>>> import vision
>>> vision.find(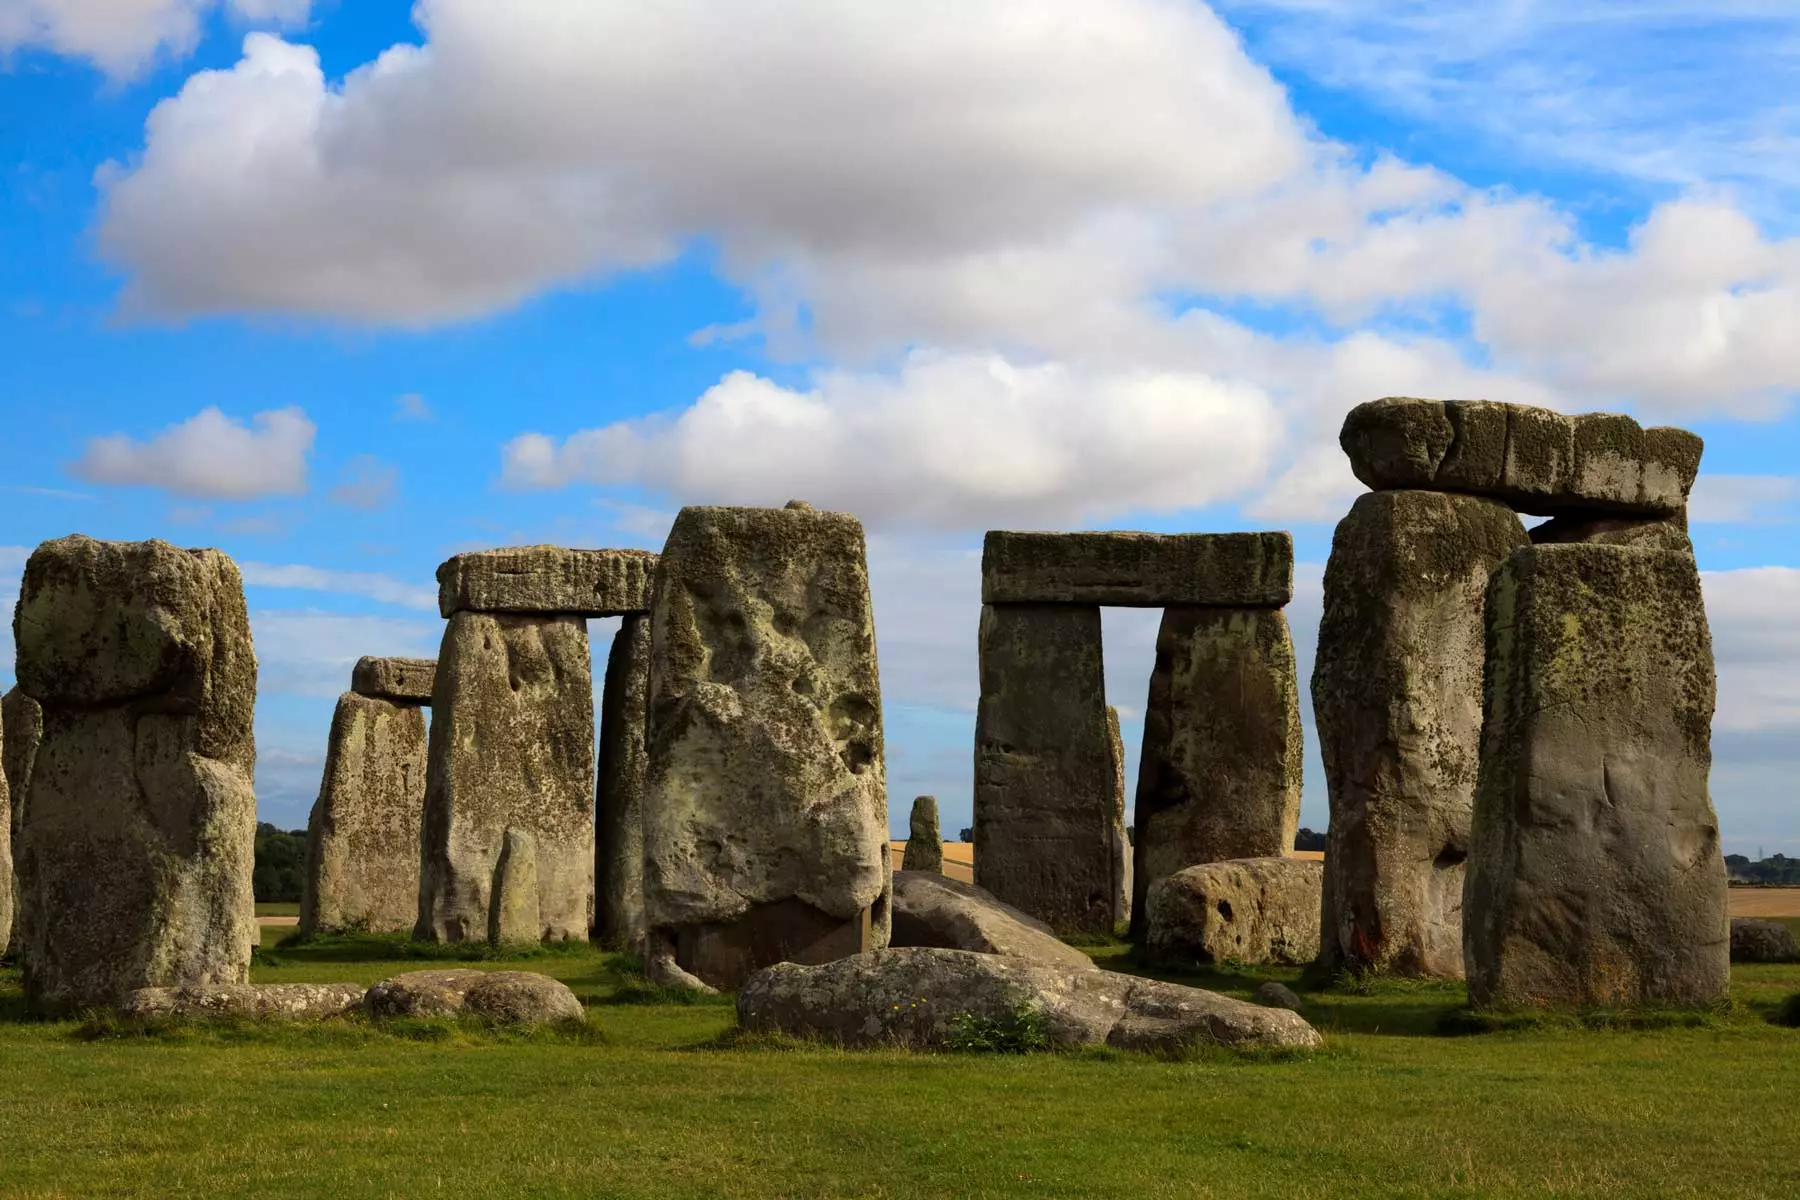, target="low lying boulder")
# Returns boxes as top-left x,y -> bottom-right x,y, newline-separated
737,947 -> 1321,1052
118,983 -> 366,1021
890,870 -> 1096,971
1731,918 -> 1799,963
363,970 -> 583,1023
1144,857 -> 1322,966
